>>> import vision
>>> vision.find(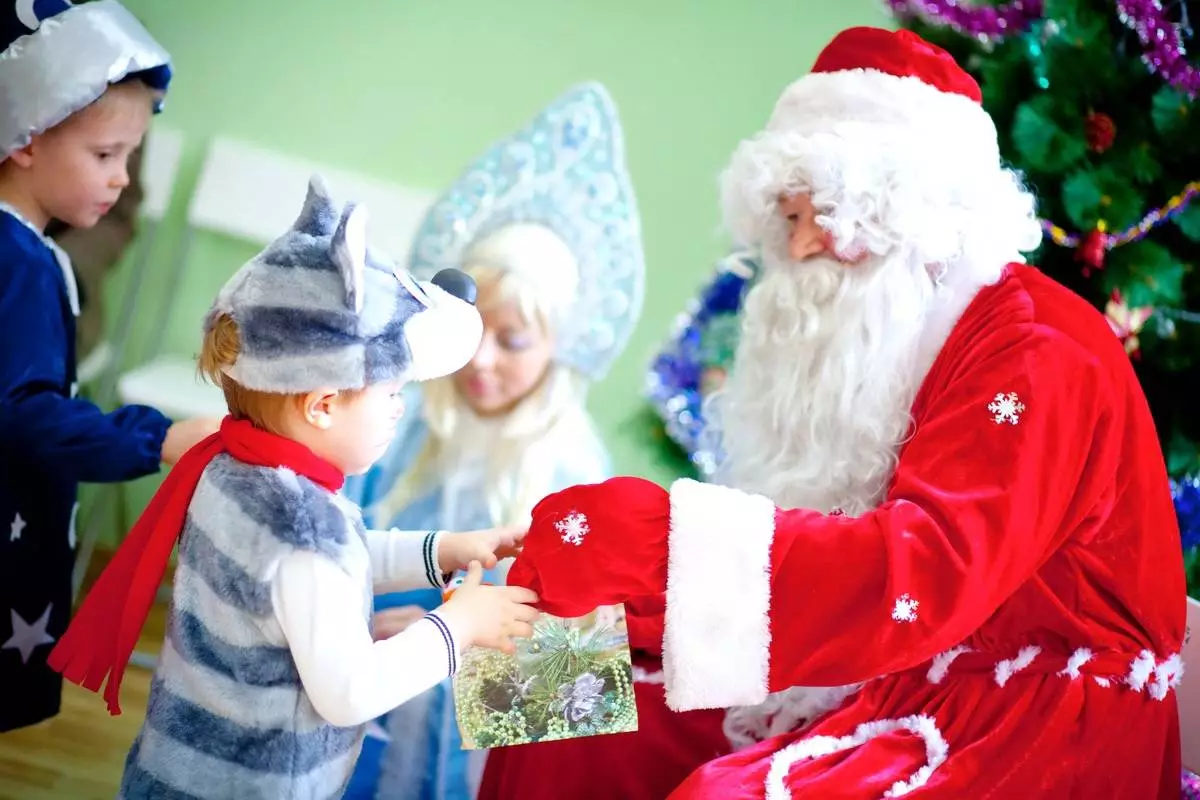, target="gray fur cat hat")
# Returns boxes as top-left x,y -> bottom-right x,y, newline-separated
207,174 -> 483,393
